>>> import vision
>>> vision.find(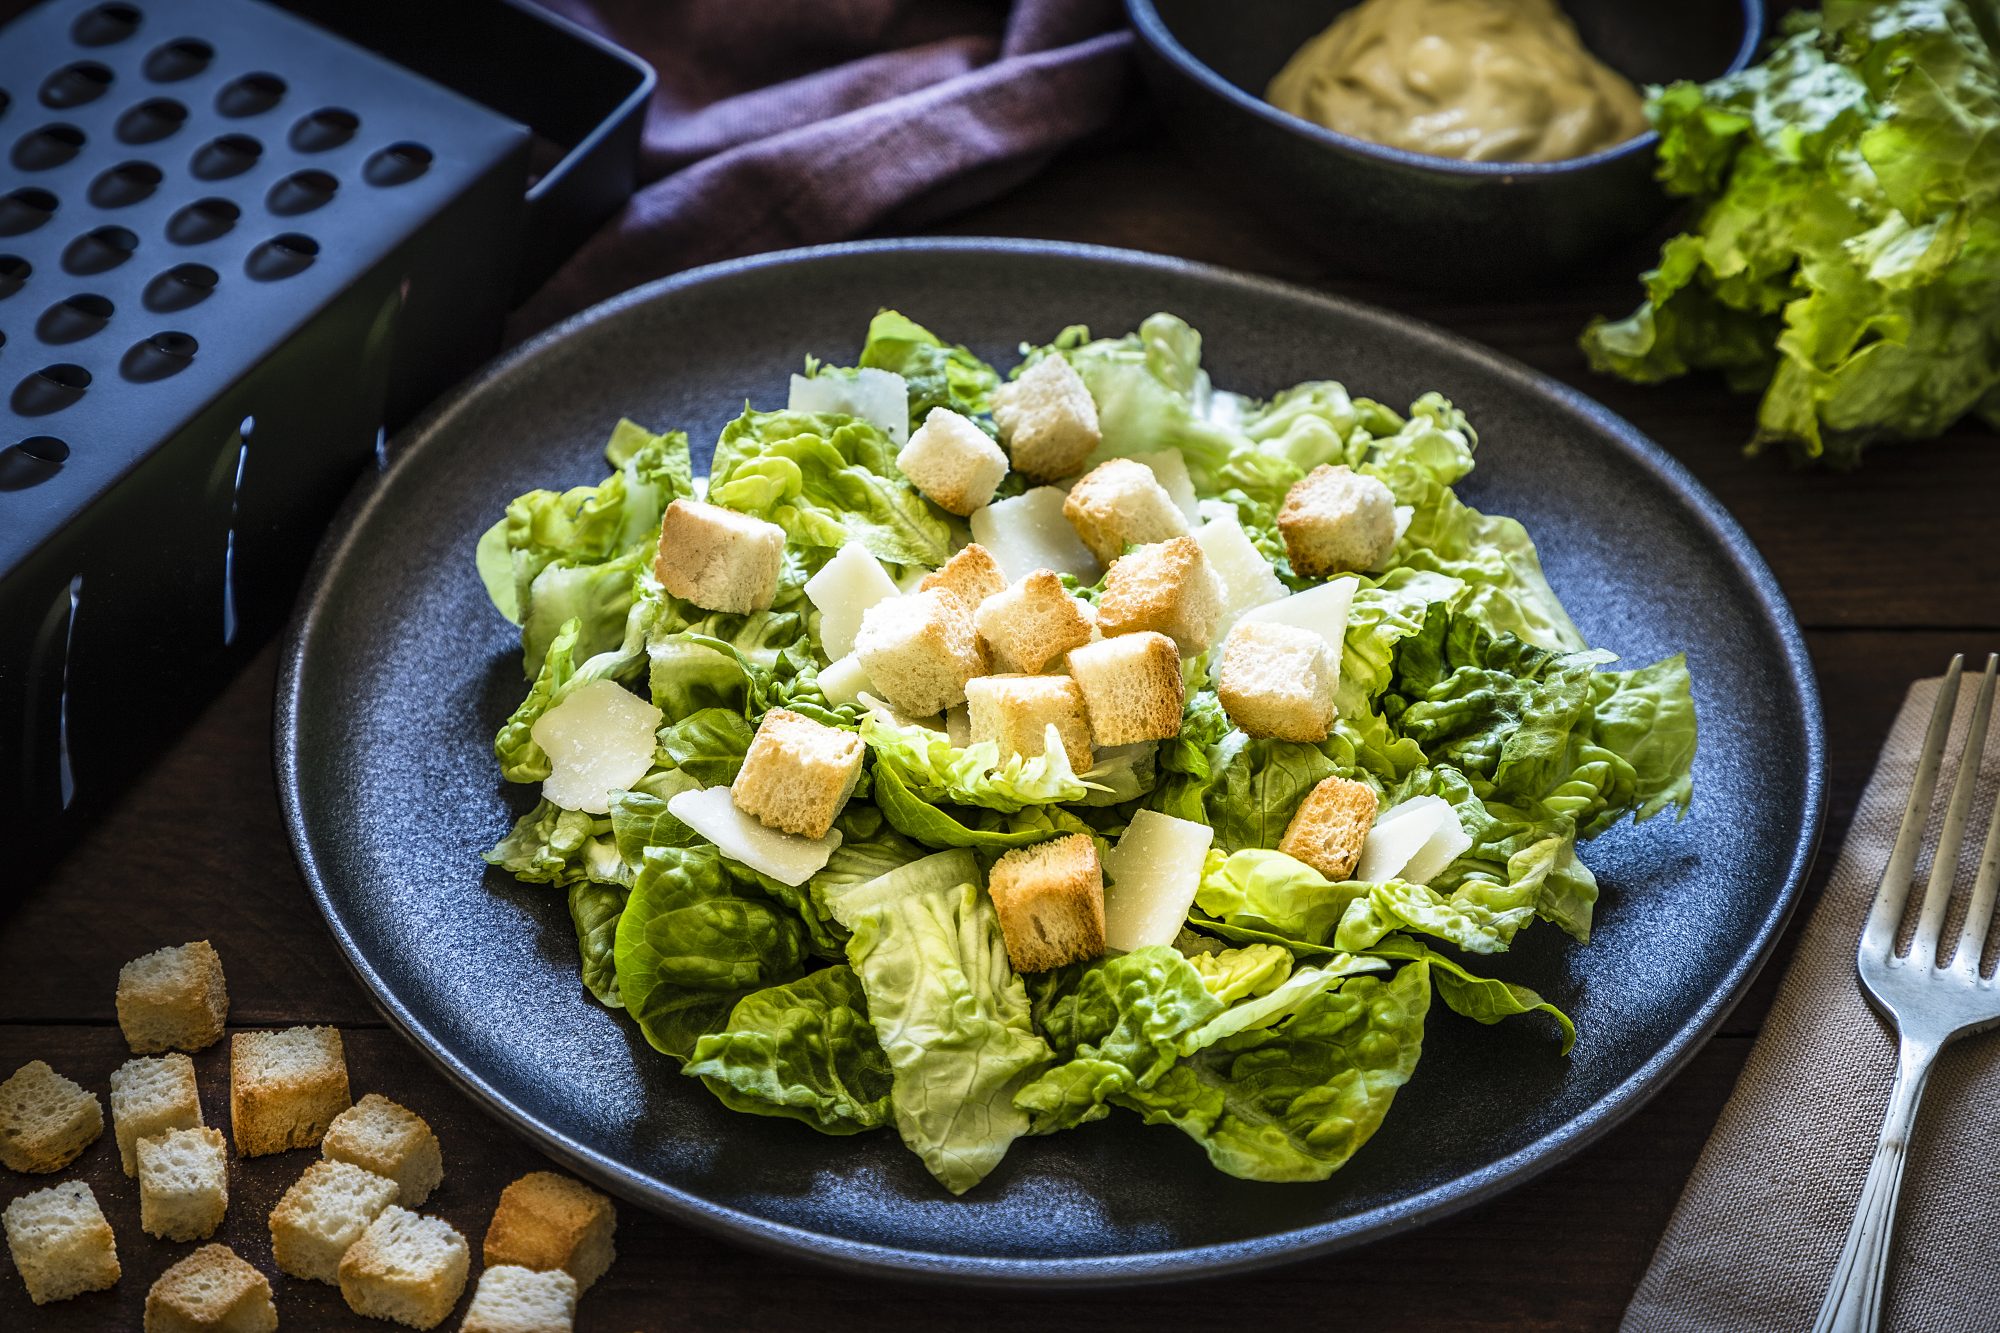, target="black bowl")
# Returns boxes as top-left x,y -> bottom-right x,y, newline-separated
1126,0 -> 1763,290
